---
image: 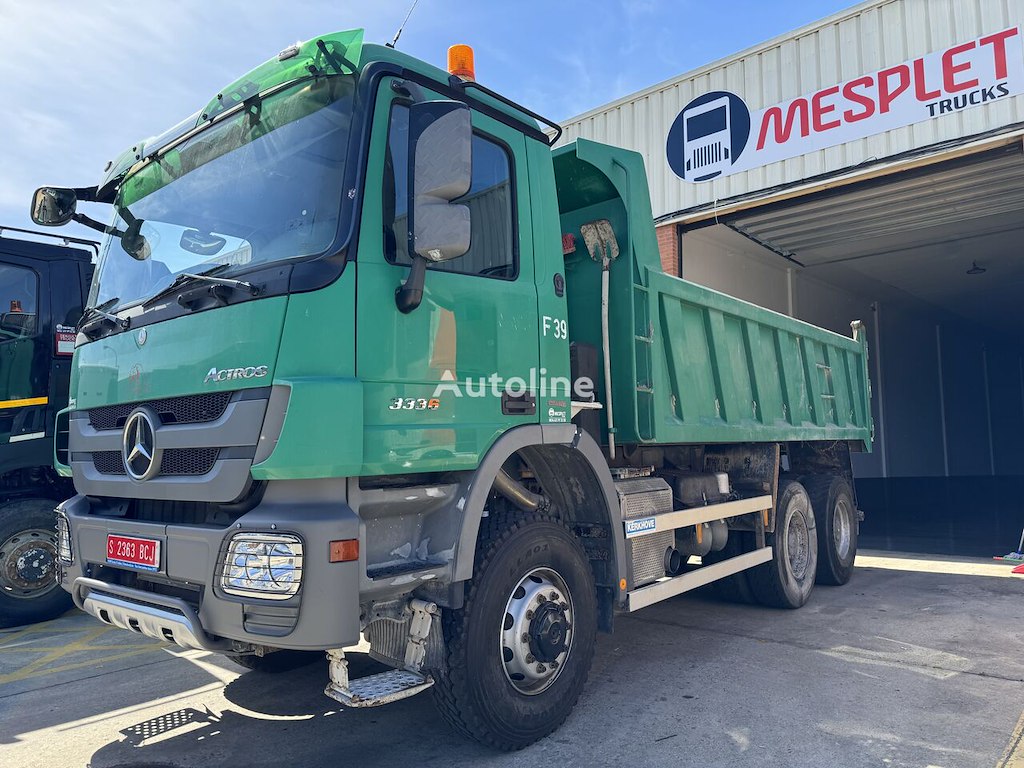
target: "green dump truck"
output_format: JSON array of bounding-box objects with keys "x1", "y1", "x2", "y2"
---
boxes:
[{"x1": 33, "y1": 30, "x2": 871, "y2": 750}]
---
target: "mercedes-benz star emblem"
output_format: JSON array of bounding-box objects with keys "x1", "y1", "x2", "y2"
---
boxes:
[
  {"x1": 122, "y1": 408, "x2": 161, "y2": 481},
  {"x1": 136, "y1": 328, "x2": 148, "y2": 347}
]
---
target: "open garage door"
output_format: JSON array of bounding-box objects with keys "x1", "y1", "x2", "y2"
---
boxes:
[{"x1": 679, "y1": 143, "x2": 1024, "y2": 556}]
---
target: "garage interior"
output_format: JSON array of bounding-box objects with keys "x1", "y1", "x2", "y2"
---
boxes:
[{"x1": 675, "y1": 140, "x2": 1024, "y2": 556}]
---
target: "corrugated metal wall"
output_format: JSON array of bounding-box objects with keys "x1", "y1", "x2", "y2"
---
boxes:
[{"x1": 556, "y1": 0, "x2": 1024, "y2": 221}]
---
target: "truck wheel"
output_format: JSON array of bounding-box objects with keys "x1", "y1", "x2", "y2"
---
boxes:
[
  {"x1": 433, "y1": 515, "x2": 597, "y2": 751},
  {"x1": 702, "y1": 531, "x2": 755, "y2": 604},
  {"x1": 0, "y1": 498, "x2": 72, "y2": 628},
  {"x1": 747, "y1": 480, "x2": 817, "y2": 609},
  {"x1": 803, "y1": 475, "x2": 857, "y2": 586}
]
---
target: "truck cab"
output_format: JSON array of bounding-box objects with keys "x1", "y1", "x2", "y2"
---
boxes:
[
  {"x1": 0, "y1": 229, "x2": 93, "y2": 626},
  {"x1": 35, "y1": 30, "x2": 870, "y2": 750}
]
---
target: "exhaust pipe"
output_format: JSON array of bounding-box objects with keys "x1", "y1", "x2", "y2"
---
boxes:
[{"x1": 493, "y1": 469, "x2": 549, "y2": 512}]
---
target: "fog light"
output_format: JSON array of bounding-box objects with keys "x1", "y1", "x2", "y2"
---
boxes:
[
  {"x1": 221, "y1": 533, "x2": 303, "y2": 600},
  {"x1": 56, "y1": 510, "x2": 73, "y2": 564}
]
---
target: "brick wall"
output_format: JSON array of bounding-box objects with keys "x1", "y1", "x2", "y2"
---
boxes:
[{"x1": 655, "y1": 223, "x2": 679, "y2": 276}]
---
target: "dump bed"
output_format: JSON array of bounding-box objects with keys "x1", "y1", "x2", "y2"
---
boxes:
[
  {"x1": 642, "y1": 269, "x2": 871, "y2": 446},
  {"x1": 554, "y1": 139, "x2": 872, "y2": 450}
]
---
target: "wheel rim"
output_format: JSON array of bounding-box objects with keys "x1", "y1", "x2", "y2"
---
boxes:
[
  {"x1": 785, "y1": 507, "x2": 811, "y2": 581},
  {"x1": 833, "y1": 497, "x2": 853, "y2": 560},
  {"x1": 0, "y1": 528, "x2": 60, "y2": 599},
  {"x1": 499, "y1": 567, "x2": 574, "y2": 696}
]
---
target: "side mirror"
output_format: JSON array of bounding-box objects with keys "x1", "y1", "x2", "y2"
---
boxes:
[
  {"x1": 31, "y1": 187, "x2": 78, "y2": 227},
  {"x1": 408, "y1": 100, "x2": 472, "y2": 262},
  {"x1": 121, "y1": 219, "x2": 151, "y2": 261}
]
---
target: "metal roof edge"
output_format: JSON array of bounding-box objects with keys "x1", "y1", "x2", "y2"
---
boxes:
[
  {"x1": 559, "y1": 0, "x2": 896, "y2": 127},
  {"x1": 659, "y1": 125, "x2": 1024, "y2": 227}
]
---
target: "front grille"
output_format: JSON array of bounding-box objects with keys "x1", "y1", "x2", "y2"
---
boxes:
[
  {"x1": 93, "y1": 451, "x2": 126, "y2": 474},
  {"x1": 89, "y1": 392, "x2": 233, "y2": 431},
  {"x1": 92, "y1": 448, "x2": 219, "y2": 476},
  {"x1": 163, "y1": 448, "x2": 219, "y2": 476}
]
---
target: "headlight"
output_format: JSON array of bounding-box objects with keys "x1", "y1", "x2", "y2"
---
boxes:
[
  {"x1": 221, "y1": 533, "x2": 303, "y2": 600},
  {"x1": 56, "y1": 511, "x2": 73, "y2": 564}
]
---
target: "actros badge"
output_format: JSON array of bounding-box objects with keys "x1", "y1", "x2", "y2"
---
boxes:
[{"x1": 204, "y1": 365, "x2": 269, "y2": 384}]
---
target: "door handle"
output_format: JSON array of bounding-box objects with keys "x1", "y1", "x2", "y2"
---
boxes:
[{"x1": 501, "y1": 391, "x2": 536, "y2": 416}]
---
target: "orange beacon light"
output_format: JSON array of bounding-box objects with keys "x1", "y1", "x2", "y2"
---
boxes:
[{"x1": 447, "y1": 44, "x2": 475, "y2": 81}]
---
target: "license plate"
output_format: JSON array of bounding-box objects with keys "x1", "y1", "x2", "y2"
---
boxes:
[{"x1": 106, "y1": 534, "x2": 161, "y2": 571}]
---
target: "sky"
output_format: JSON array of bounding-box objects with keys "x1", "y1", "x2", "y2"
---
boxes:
[{"x1": 0, "y1": 0, "x2": 858, "y2": 241}]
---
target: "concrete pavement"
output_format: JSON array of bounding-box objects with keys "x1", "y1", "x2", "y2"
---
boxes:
[{"x1": 2, "y1": 553, "x2": 1023, "y2": 768}]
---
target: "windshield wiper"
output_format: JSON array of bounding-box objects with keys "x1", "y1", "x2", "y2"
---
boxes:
[
  {"x1": 179, "y1": 271, "x2": 259, "y2": 294},
  {"x1": 141, "y1": 264, "x2": 259, "y2": 309},
  {"x1": 80, "y1": 297, "x2": 129, "y2": 338}
]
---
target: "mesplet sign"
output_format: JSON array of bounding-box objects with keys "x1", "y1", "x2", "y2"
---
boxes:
[{"x1": 667, "y1": 27, "x2": 1024, "y2": 182}]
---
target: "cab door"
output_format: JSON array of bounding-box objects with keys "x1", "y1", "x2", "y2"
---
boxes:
[
  {"x1": 0, "y1": 257, "x2": 47, "y2": 442},
  {"x1": 355, "y1": 77, "x2": 540, "y2": 476}
]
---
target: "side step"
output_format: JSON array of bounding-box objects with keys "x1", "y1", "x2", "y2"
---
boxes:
[
  {"x1": 626, "y1": 547, "x2": 773, "y2": 611},
  {"x1": 325, "y1": 663, "x2": 434, "y2": 708},
  {"x1": 324, "y1": 598, "x2": 437, "y2": 708}
]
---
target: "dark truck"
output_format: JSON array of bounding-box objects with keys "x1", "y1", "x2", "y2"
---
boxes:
[{"x1": 0, "y1": 228, "x2": 94, "y2": 627}]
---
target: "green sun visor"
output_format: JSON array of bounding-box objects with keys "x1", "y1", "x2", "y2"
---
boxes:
[
  {"x1": 98, "y1": 29, "x2": 364, "y2": 198},
  {"x1": 200, "y1": 29, "x2": 363, "y2": 120},
  {"x1": 118, "y1": 72, "x2": 356, "y2": 208}
]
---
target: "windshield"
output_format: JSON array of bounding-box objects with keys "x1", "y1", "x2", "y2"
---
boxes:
[{"x1": 90, "y1": 74, "x2": 356, "y2": 310}]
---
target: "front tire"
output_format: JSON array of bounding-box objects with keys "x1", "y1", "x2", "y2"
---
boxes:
[
  {"x1": 433, "y1": 515, "x2": 597, "y2": 751},
  {"x1": 748, "y1": 480, "x2": 818, "y2": 609},
  {"x1": 0, "y1": 498, "x2": 72, "y2": 628}
]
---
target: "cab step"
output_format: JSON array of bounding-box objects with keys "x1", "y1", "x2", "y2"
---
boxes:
[
  {"x1": 324, "y1": 598, "x2": 438, "y2": 708},
  {"x1": 324, "y1": 665, "x2": 434, "y2": 708}
]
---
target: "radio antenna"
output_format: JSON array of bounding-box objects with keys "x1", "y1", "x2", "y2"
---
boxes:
[{"x1": 386, "y1": 0, "x2": 421, "y2": 48}]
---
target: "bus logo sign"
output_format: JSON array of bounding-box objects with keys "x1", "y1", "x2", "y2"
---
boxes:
[
  {"x1": 667, "y1": 91, "x2": 751, "y2": 182},
  {"x1": 667, "y1": 28, "x2": 1023, "y2": 183}
]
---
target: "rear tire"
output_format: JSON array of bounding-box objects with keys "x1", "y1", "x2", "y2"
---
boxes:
[
  {"x1": 432, "y1": 515, "x2": 597, "y2": 751},
  {"x1": 748, "y1": 480, "x2": 817, "y2": 609},
  {"x1": 802, "y1": 475, "x2": 858, "y2": 586},
  {"x1": 0, "y1": 498, "x2": 72, "y2": 628}
]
